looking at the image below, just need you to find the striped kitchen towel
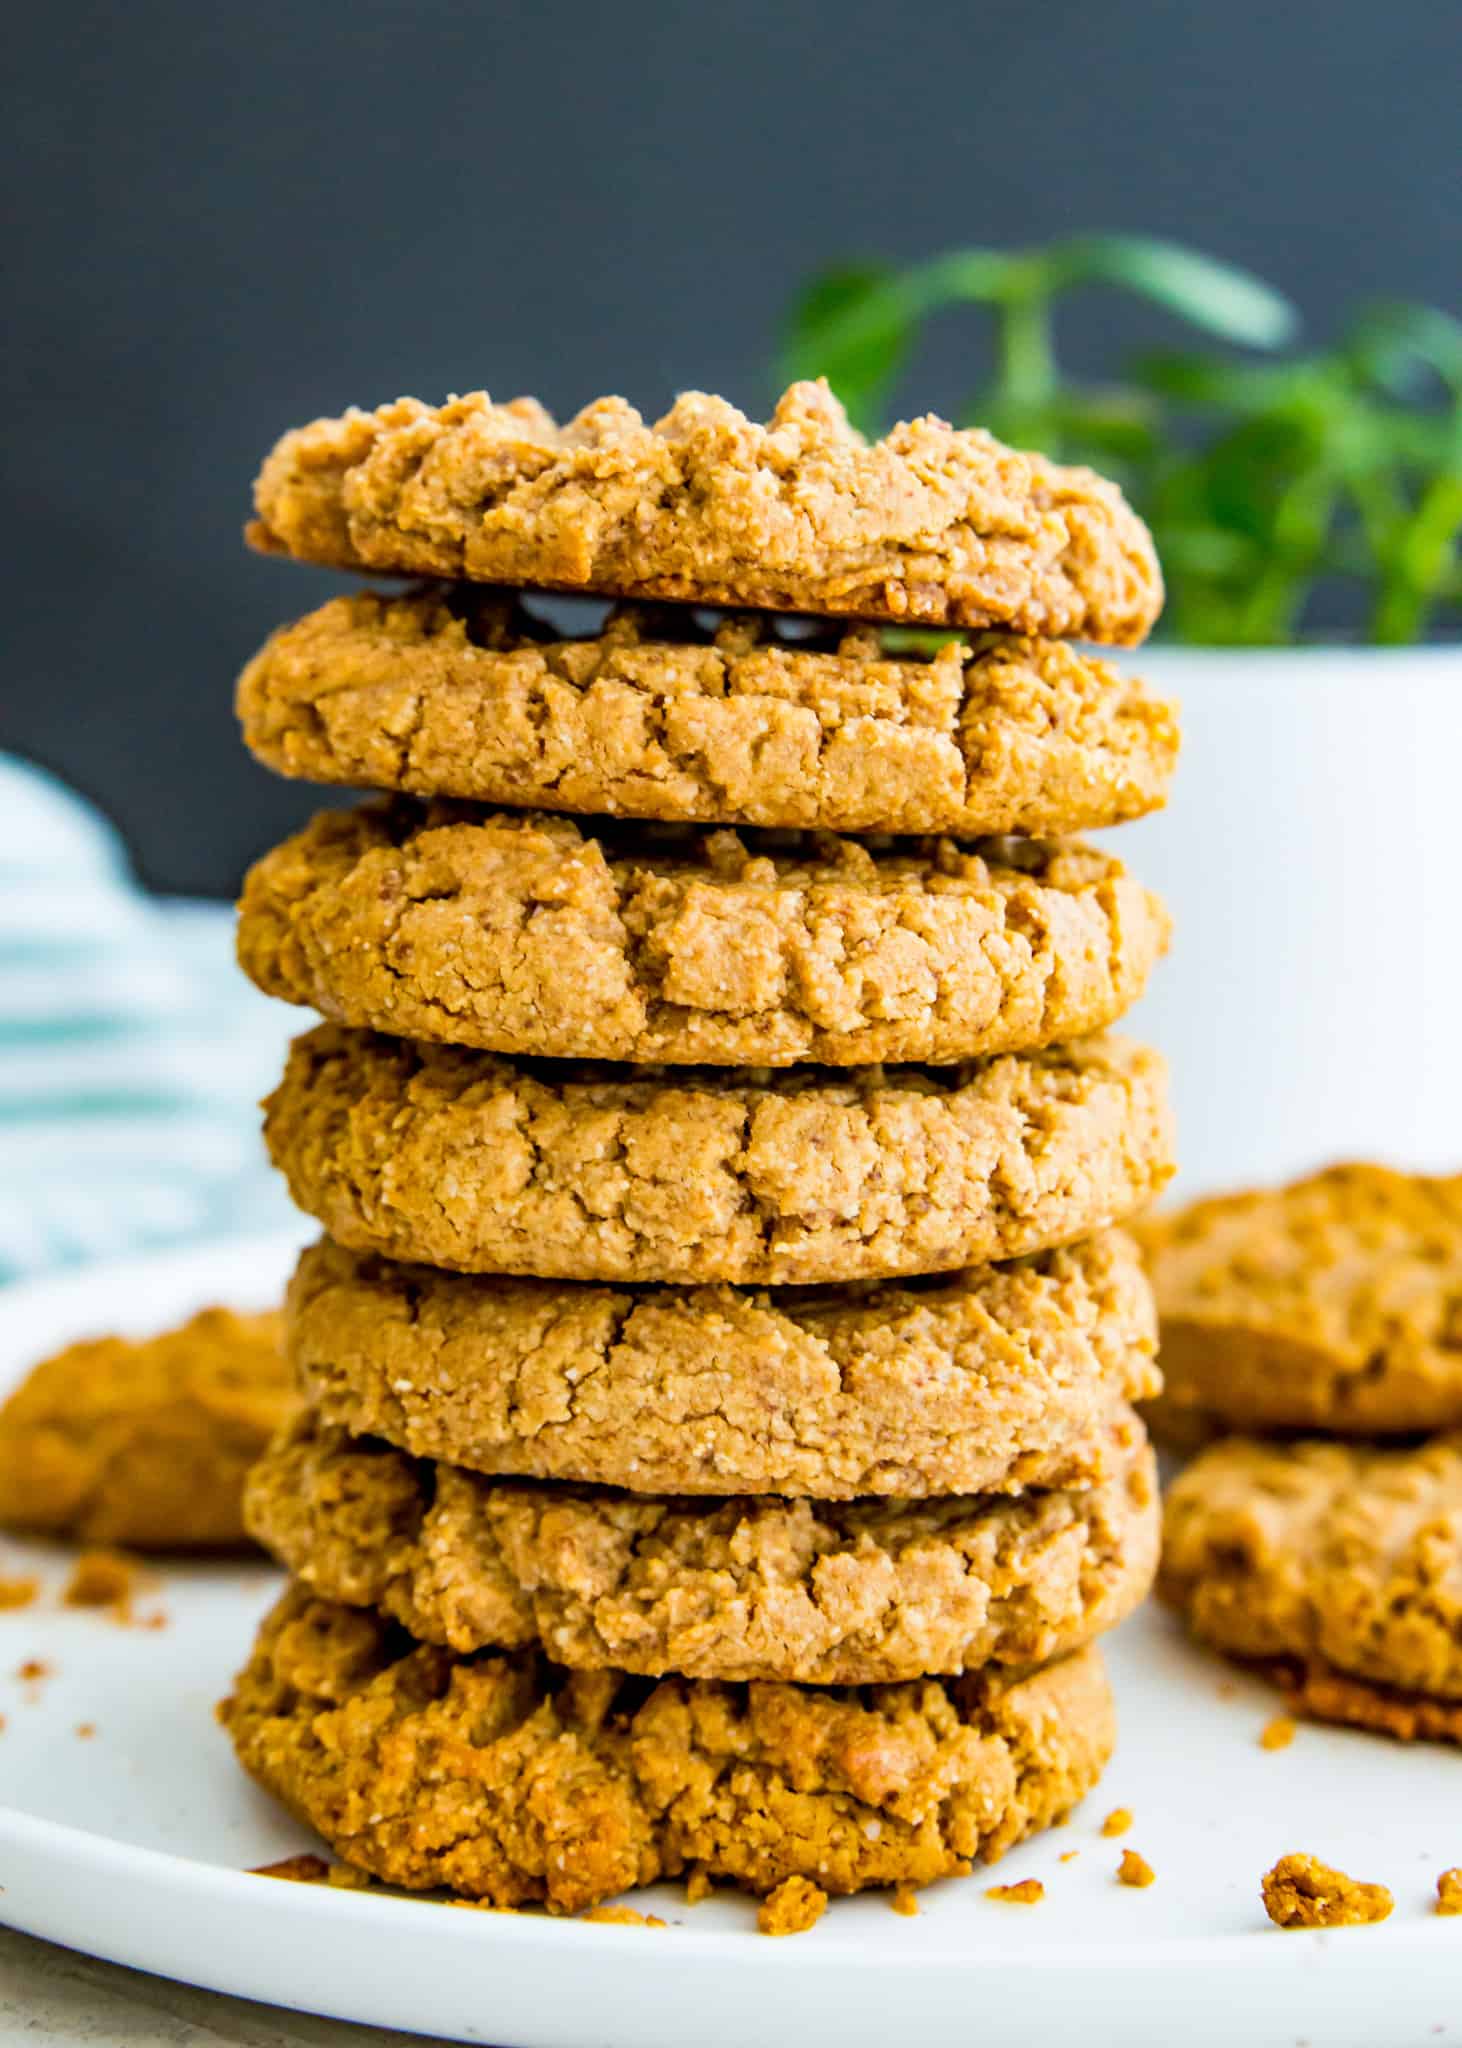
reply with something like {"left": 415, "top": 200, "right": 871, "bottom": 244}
{"left": 0, "top": 756, "right": 299, "bottom": 1282}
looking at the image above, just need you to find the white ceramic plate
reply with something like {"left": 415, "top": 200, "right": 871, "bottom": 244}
{"left": 0, "top": 1235, "right": 1459, "bottom": 2048}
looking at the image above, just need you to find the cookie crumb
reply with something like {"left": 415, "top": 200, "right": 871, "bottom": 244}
{"left": 250, "top": 1854, "right": 331, "bottom": 1883}
{"left": 64, "top": 1549, "right": 137, "bottom": 1613}
{"left": 1117, "top": 1849, "right": 1155, "bottom": 1888}
{"left": 758, "top": 1877, "right": 828, "bottom": 1936}
{"left": 16, "top": 1658, "right": 51, "bottom": 1690}
{"left": 583, "top": 1905, "right": 666, "bottom": 1928}
{"left": 985, "top": 1879, "right": 1044, "bottom": 1905}
{"left": 135, "top": 1608, "right": 169, "bottom": 1631}
{"left": 684, "top": 1867, "right": 715, "bottom": 1905}
{"left": 1436, "top": 1869, "right": 1462, "bottom": 1916}
{"left": 1059, "top": 1850, "right": 1081, "bottom": 1864}
{"left": 1101, "top": 1807, "right": 1133, "bottom": 1837}
{"left": 325, "top": 1861, "right": 375, "bottom": 1891}
{"left": 1261, "top": 1854, "right": 1393, "bottom": 1928}
{"left": 891, "top": 1886, "right": 920, "bottom": 1917}
{"left": 75, "top": 1722, "right": 96, "bottom": 1740}
{"left": 0, "top": 1576, "right": 38, "bottom": 1612}
{"left": 1260, "top": 1714, "right": 1297, "bottom": 1752}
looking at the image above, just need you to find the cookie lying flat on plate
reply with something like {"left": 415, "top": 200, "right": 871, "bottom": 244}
{"left": 237, "top": 802, "right": 1170, "bottom": 1068}
{"left": 1140, "top": 1164, "right": 1462, "bottom": 1439}
{"left": 265, "top": 1026, "right": 1173, "bottom": 1285}
{"left": 237, "top": 591, "right": 1179, "bottom": 838}
{"left": 286, "top": 1234, "right": 1158, "bottom": 1500}
{"left": 1161, "top": 1435, "right": 1462, "bottom": 1743}
{"left": 246, "top": 379, "right": 1162, "bottom": 644}
{"left": 222, "top": 1586, "right": 1115, "bottom": 1911}
{"left": 246, "top": 1411, "right": 1159, "bottom": 1685}
{"left": 0, "top": 1307, "right": 294, "bottom": 1550}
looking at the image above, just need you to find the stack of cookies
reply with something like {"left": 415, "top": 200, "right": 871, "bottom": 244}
{"left": 1146, "top": 1166, "right": 1462, "bottom": 1746}
{"left": 221, "top": 380, "right": 1180, "bottom": 1917}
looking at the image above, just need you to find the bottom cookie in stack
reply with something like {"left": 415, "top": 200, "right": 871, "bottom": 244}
{"left": 1143, "top": 1164, "right": 1462, "bottom": 1744}
{"left": 223, "top": 1586, "right": 1117, "bottom": 1913}
{"left": 220, "top": 1230, "right": 1161, "bottom": 1910}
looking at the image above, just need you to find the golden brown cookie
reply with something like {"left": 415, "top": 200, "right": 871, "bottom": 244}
{"left": 1140, "top": 1164, "right": 1462, "bottom": 1438}
{"left": 287, "top": 1233, "right": 1158, "bottom": 1499}
{"left": 0, "top": 1308, "right": 294, "bottom": 1550}
{"left": 265, "top": 1025, "right": 1173, "bottom": 1285}
{"left": 221, "top": 1585, "right": 1114, "bottom": 1911}
{"left": 1161, "top": 1435, "right": 1462, "bottom": 1740}
{"left": 237, "top": 803, "right": 1169, "bottom": 1068}
{"left": 237, "top": 590, "right": 1179, "bottom": 838}
{"left": 245, "top": 1410, "right": 1159, "bottom": 1684}
{"left": 246, "top": 380, "right": 1162, "bottom": 643}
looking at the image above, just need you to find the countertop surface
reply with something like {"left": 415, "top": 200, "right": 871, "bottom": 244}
{"left": 0, "top": 1926, "right": 462, "bottom": 2047}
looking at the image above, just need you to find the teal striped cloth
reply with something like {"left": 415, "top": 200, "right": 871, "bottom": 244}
{"left": 0, "top": 756, "right": 299, "bottom": 1282}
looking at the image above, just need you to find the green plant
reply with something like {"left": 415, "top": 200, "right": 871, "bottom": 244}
{"left": 781, "top": 236, "right": 1462, "bottom": 644}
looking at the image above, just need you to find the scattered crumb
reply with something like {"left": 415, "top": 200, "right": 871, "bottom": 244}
{"left": 582, "top": 1905, "right": 667, "bottom": 1928}
{"left": 1261, "top": 1854, "right": 1393, "bottom": 1929}
{"left": 0, "top": 1713, "right": 6, "bottom": 1734}
{"left": 1436, "top": 1869, "right": 1462, "bottom": 1916}
{"left": 134, "top": 1607, "right": 169, "bottom": 1631}
{"left": 1118, "top": 1850, "right": 1156, "bottom": 1889}
{"left": 1101, "top": 1807, "right": 1133, "bottom": 1838}
{"left": 326, "top": 1862, "right": 375, "bottom": 1892}
{"left": 1059, "top": 1851, "right": 1081, "bottom": 1864}
{"left": 16, "top": 1658, "right": 52, "bottom": 1695}
{"left": 1260, "top": 1715, "right": 1297, "bottom": 1752}
{"left": 685, "top": 1867, "right": 715, "bottom": 1905}
{"left": 0, "top": 1577, "right": 38, "bottom": 1612}
{"left": 249, "top": 1854, "right": 331, "bottom": 1883}
{"left": 757, "top": 1876, "right": 828, "bottom": 1936}
{"left": 890, "top": 1886, "right": 919, "bottom": 1917}
{"left": 64, "top": 1549, "right": 137, "bottom": 1613}
{"left": 75, "top": 1722, "right": 96, "bottom": 1740}
{"left": 985, "top": 1879, "right": 1044, "bottom": 1905}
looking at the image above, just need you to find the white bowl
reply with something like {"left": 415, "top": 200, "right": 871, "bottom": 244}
{"left": 1110, "top": 644, "right": 1462, "bottom": 1197}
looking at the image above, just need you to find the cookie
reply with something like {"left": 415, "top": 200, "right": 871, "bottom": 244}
{"left": 246, "top": 379, "right": 1162, "bottom": 644}
{"left": 221, "top": 1586, "right": 1114, "bottom": 1910}
{"left": 1161, "top": 1435, "right": 1462, "bottom": 1738}
{"left": 0, "top": 1308, "right": 293, "bottom": 1550}
{"left": 288, "top": 1232, "right": 1157, "bottom": 1499}
{"left": 1140, "top": 1164, "right": 1462, "bottom": 1438}
{"left": 265, "top": 1025, "right": 1173, "bottom": 1285}
{"left": 237, "top": 590, "right": 1179, "bottom": 838}
{"left": 245, "top": 1410, "right": 1159, "bottom": 1684}
{"left": 237, "top": 802, "right": 1169, "bottom": 1068}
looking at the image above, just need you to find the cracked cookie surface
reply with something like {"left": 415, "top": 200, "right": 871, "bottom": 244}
{"left": 246, "top": 380, "right": 1162, "bottom": 643}
{"left": 286, "top": 1233, "right": 1158, "bottom": 1499}
{"left": 1140, "top": 1164, "right": 1462, "bottom": 1438}
{"left": 265, "top": 1025, "right": 1173, "bottom": 1284}
{"left": 237, "top": 802, "right": 1169, "bottom": 1068}
{"left": 237, "top": 589, "right": 1179, "bottom": 837}
{"left": 221, "top": 1586, "right": 1114, "bottom": 1910}
{"left": 1161, "top": 1435, "right": 1462, "bottom": 1714}
{"left": 246, "top": 1410, "right": 1159, "bottom": 1684}
{"left": 0, "top": 1308, "right": 294, "bottom": 1549}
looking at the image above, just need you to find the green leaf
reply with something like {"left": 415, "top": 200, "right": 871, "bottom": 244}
{"left": 779, "top": 263, "right": 913, "bottom": 432}
{"left": 1345, "top": 301, "right": 1462, "bottom": 399}
{"left": 1040, "top": 236, "right": 1299, "bottom": 348}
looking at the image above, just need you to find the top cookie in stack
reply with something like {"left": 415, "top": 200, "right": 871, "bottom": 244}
{"left": 225, "top": 381, "right": 1178, "bottom": 1917}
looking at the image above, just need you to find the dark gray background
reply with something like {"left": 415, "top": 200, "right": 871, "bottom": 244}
{"left": 6, "top": 0, "right": 1458, "bottom": 895}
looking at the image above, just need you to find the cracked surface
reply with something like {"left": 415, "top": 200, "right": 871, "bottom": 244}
{"left": 246, "top": 379, "right": 1162, "bottom": 643}
{"left": 0, "top": 1308, "right": 294, "bottom": 1549}
{"left": 238, "top": 802, "right": 1170, "bottom": 1068}
{"left": 237, "top": 589, "right": 1179, "bottom": 837}
{"left": 221, "top": 1585, "right": 1114, "bottom": 1910}
{"left": 1140, "top": 1164, "right": 1462, "bottom": 1438}
{"left": 265, "top": 1025, "right": 1173, "bottom": 1284}
{"left": 286, "top": 1233, "right": 1158, "bottom": 1499}
{"left": 1160, "top": 1435, "right": 1462, "bottom": 1705}
{"left": 245, "top": 1411, "right": 1158, "bottom": 1683}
